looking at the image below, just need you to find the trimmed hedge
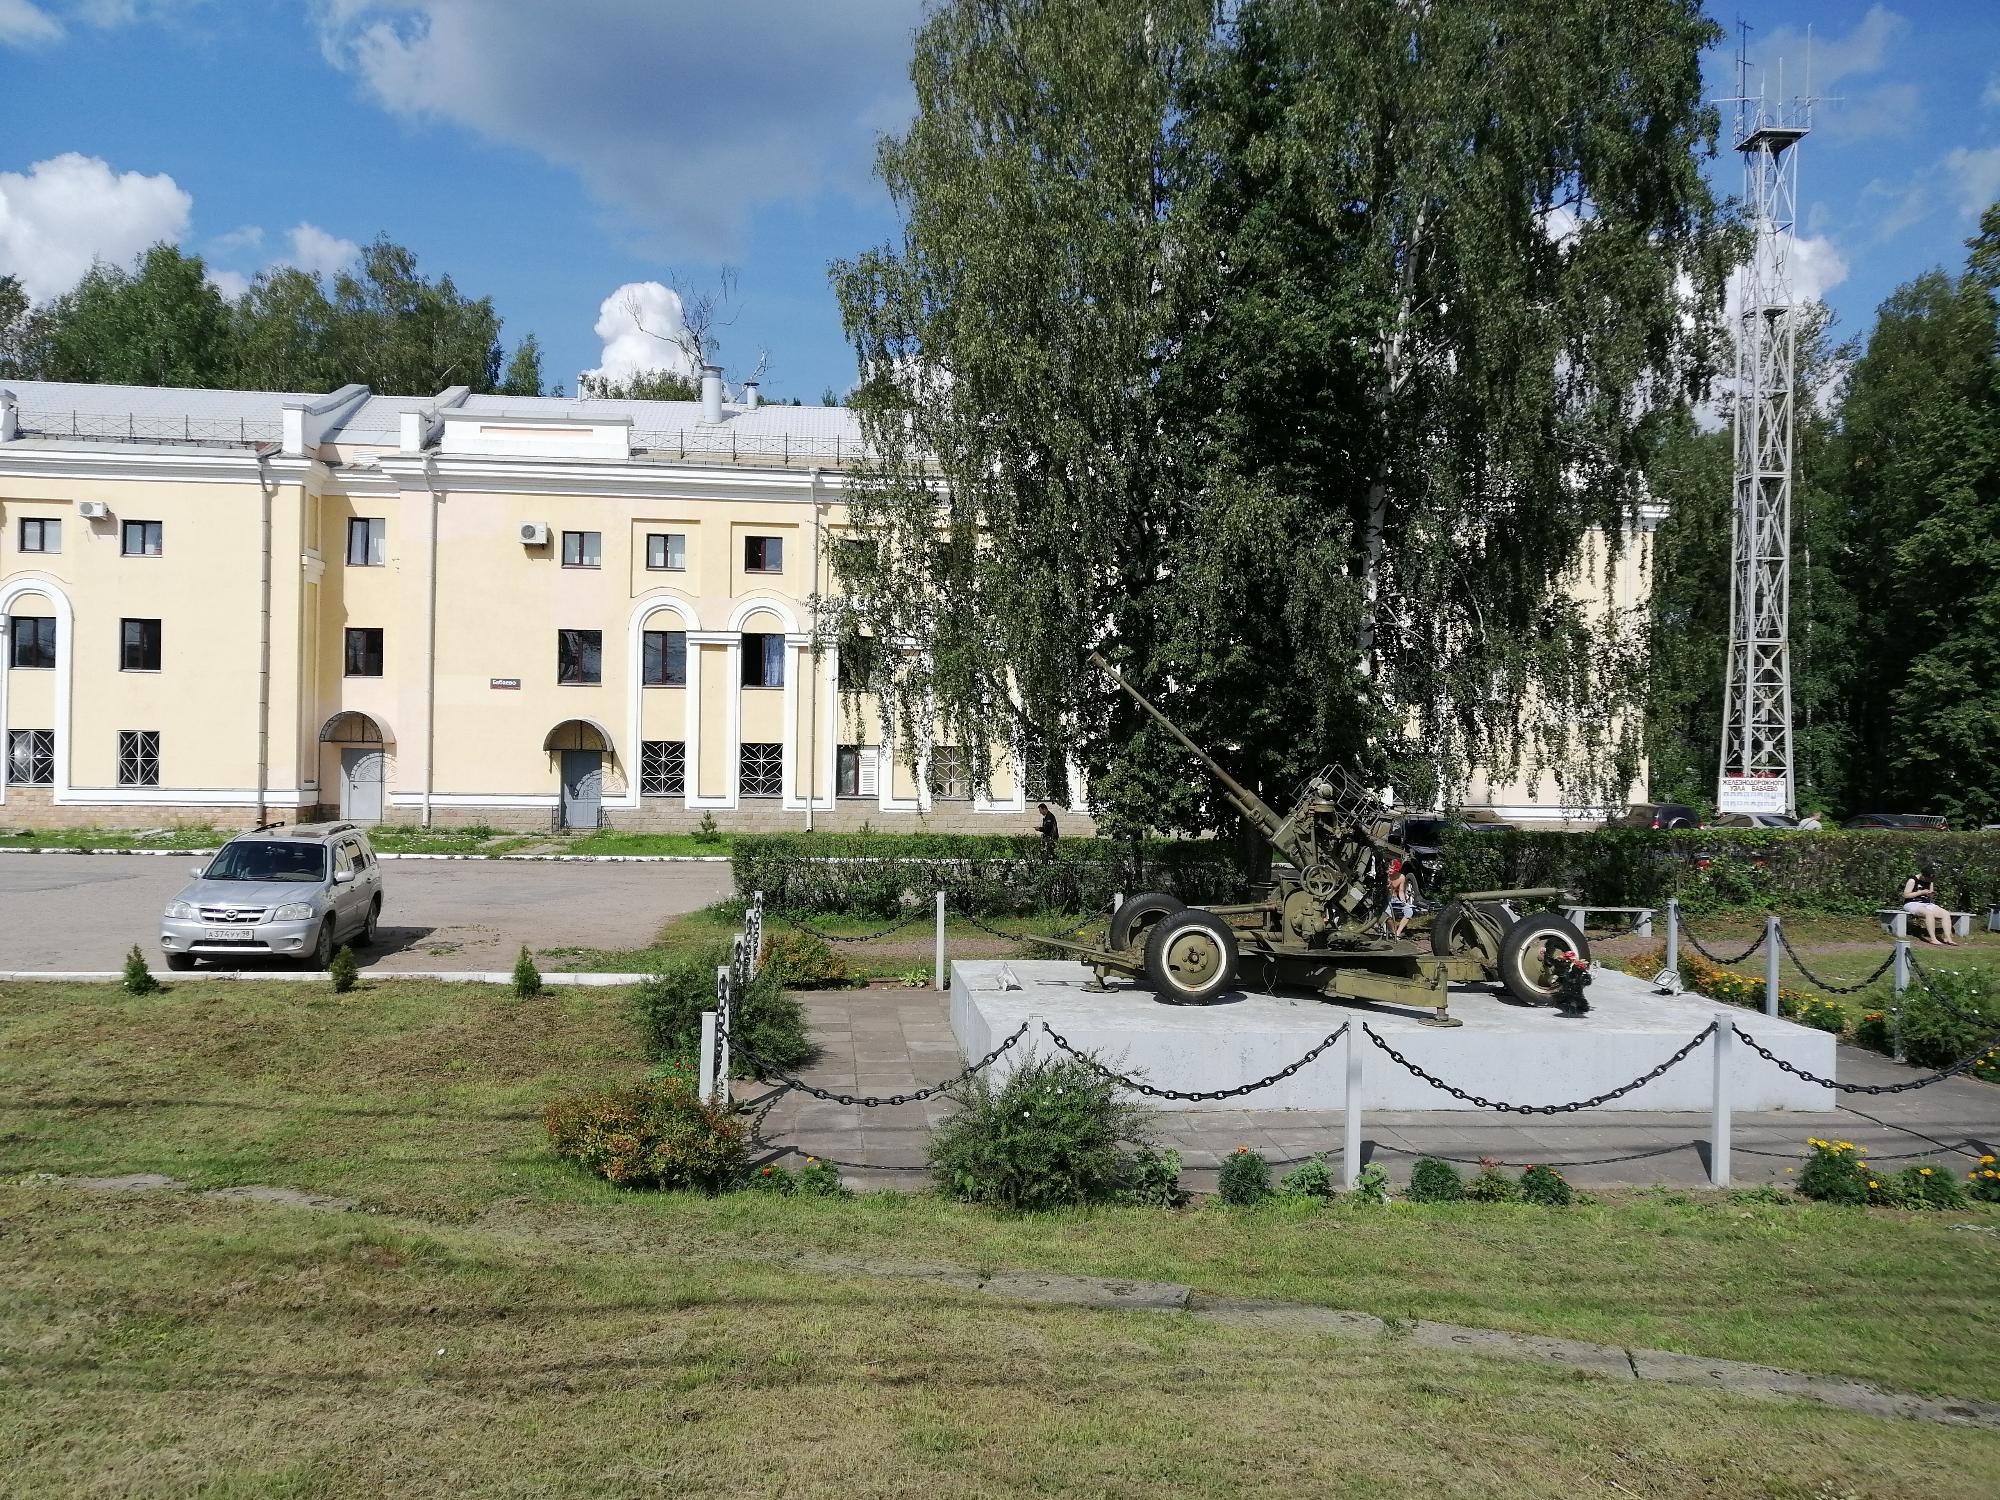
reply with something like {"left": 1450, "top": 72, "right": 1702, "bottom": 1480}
{"left": 1439, "top": 827, "right": 2000, "bottom": 915}
{"left": 731, "top": 831, "right": 1243, "bottom": 916}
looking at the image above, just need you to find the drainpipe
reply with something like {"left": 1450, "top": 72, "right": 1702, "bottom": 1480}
{"left": 421, "top": 455, "right": 443, "bottom": 828}
{"left": 253, "top": 453, "right": 276, "bottom": 827}
{"left": 807, "top": 467, "right": 825, "bottom": 832}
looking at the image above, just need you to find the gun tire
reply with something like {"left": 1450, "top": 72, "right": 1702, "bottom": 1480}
{"left": 1496, "top": 912, "right": 1591, "bottom": 1005}
{"left": 1110, "top": 890, "right": 1185, "bottom": 953}
{"left": 1429, "top": 900, "right": 1509, "bottom": 962}
{"left": 1142, "top": 908, "right": 1238, "bottom": 1005}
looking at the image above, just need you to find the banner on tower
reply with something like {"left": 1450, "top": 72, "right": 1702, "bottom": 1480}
{"left": 1718, "top": 775, "right": 1789, "bottom": 815}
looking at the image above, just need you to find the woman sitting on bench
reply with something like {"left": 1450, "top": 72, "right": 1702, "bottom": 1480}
{"left": 1902, "top": 864, "right": 1960, "bottom": 947}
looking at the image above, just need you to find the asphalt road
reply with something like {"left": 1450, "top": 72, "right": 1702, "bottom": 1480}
{"left": 0, "top": 853, "right": 734, "bottom": 973}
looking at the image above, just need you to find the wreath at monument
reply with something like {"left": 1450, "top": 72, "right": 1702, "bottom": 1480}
{"left": 1550, "top": 948, "right": 1593, "bottom": 1018}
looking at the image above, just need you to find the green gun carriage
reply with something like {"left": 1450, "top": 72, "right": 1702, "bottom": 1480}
{"left": 1032, "top": 654, "right": 1592, "bottom": 1026}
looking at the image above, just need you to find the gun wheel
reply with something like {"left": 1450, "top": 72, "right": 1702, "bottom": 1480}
{"left": 1109, "top": 891, "right": 1185, "bottom": 953}
{"left": 1496, "top": 913, "right": 1591, "bottom": 1005}
{"left": 1142, "top": 909, "right": 1238, "bottom": 1005}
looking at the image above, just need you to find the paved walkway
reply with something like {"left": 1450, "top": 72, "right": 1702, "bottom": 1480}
{"left": 745, "top": 990, "right": 2000, "bottom": 1192}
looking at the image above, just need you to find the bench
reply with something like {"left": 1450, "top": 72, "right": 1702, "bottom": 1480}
{"left": 1562, "top": 905, "right": 1655, "bottom": 937}
{"left": 1877, "top": 907, "right": 1974, "bottom": 940}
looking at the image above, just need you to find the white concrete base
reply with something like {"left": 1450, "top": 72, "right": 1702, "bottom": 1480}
{"left": 950, "top": 960, "right": 1834, "bottom": 1112}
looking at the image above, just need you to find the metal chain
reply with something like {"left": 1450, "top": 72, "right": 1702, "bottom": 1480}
{"left": 1681, "top": 923, "right": 1769, "bottom": 966}
{"left": 776, "top": 906, "right": 933, "bottom": 943}
{"left": 1773, "top": 927, "right": 1898, "bottom": 995}
{"left": 1363, "top": 1022, "right": 1717, "bottom": 1114}
{"left": 1040, "top": 1021, "right": 1349, "bottom": 1102}
{"left": 1732, "top": 1021, "right": 2000, "bottom": 1095}
{"left": 1906, "top": 951, "right": 1999, "bottom": 1028}
{"left": 718, "top": 1018, "right": 1033, "bottom": 1106}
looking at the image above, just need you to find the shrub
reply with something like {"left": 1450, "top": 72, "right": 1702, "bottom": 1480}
{"left": 694, "top": 811, "right": 723, "bottom": 845}
{"left": 1968, "top": 1155, "right": 2000, "bottom": 1203}
{"left": 1217, "top": 1147, "right": 1273, "bottom": 1205}
{"left": 1853, "top": 1011, "right": 1893, "bottom": 1055}
{"left": 1124, "top": 1147, "right": 1187, "bottom": 1208}
{"left": 1407, "top": 1156, "right": 1464, "bottom": 1203}
{"left": 1518, "top": 1164, "right": 1573, "bottom": 1206}
{"left": 927, "top": 1053, "right": 1156, "bottom": 1211}
{"left": 1350, "top": 1162, "right": 1390, "bottom": 1204}
{"left": 1463, "top": 1158, "right": 1522, "bottom": 1203}
{"left": 747, "top": 1162, "right": 794, "bottom": 1194}
{"left": 543, "top": 1075, "right": 746, "bottom": 1191}
{"left": 1796, "top": 1137, "right": 1869, "bottom": 1205}
{"left": 328, "top": 944, "right": 359, "bottom": 994}
{"left": 1870, "top": 1163, "right": 1969, "bottom": 1211}
{"left": 1898, "top": 968, "right": 1999, "bottom": 1080}
{"left": 511, "top": 945, "right": 542, "bottom": 997}
{"left": 122, "top": 944, "right": 159, "bottom": 995}
{"left": 761, "top": 928, "right": 852, "bottom": 989}
{"left": 632, "top": 948, "right": 815, "bottom": 1076}
{"left": 1276, "top": 1154, "right": 1336, "bottom": 1201}
{"left": 1781, "top": 992, "right": 1847, "bottom": 1035}
{"left": 796, "top": 1156, "right": 850, "bottom": 1198}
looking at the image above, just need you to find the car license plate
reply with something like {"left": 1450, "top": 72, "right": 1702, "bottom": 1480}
{"left": 202, "top": 928, "right": 252, "bottom": 943}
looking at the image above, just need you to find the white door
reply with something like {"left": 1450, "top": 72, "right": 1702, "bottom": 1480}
{"left": 340, "top": 748, "right": 385, "bottom": 824}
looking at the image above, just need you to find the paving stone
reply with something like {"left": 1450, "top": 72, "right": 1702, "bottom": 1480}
{"left": 200, "top": 1185, "right": 357, "bottom": 1212}
{"left": 1402, "top": 1320, "right": 1636, "bottom": 1379}
{"left": 1190, "top": 1296, "right": 1387, "bottom": 1339}
{"left": 1628, "top": 1347, "right": 2000, "bottom": 1430}
{"left": 981, "top": 1270, "right": 1191, "bottom": 1312}
{"left": 56, "top": 1173, "right": 186, "bottom": 1193}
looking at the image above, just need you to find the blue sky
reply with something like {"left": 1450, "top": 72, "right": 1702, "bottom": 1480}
{"left": 3, "top": 1, "right": 1998, "bottom": 402}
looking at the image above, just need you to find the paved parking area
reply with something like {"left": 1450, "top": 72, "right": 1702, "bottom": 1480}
{"left": 0, "top": 852, "right": 731, "bottom": 972}
{"left": 747, "top": 991, "right": 2000, "bottom": 1191}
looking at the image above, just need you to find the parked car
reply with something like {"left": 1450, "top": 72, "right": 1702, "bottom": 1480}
{"left": 1841, "top": 813, "right": 1951, "bottom": 831}
{"left": 159, "top": 821, "right": 382, "bottom": 971}
{"left": 1609, "top": 802, "right": 1702, "bottom": 830}
{"left": 1392, "top": 815, "right": 1519, "bottom": 891}
{"left": 1713, "top": 812, "right": 1800, "bottom": 829}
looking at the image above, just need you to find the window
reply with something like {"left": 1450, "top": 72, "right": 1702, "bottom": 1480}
{"left": 557, "top": 628, "right": 602, "bottom": 685}
{"left": 10, "top": 617, "right": 55, "bottom": 670}
{"left": 121, "top": 520, "right": 163, "bottom": 557}
{"left": 117, "top": 730, "right": 160, "bottom": 787}
{"left": 344, "top": 627, "right": 384, "bottom": 677}
{"left": 640, "top": 740, "right": 686, "bottom": 797}
{"left": 836, "top": 744, "right": 878, "bottom": 799}
{"left": 561, "top": 530, "right": 602, "bottom": 568}
{"left": 741, "top": 632, "right": 785, "bottom": 688}
{"left": 834, "top": 536, "right": 876, "bottom": 575}
{"left": 837, "top": 634, "right": 880, "bottom": 691}
{"left": 642, "top": 629, "right": 687, "bottom": 686}
{"left": 333, "top": 841, "right": 355, "bottom": 879}
{"left": 928, "top": 745, "right": 972, "bottom": 801}
{"left": 18, "top": 517, "right": 59, "bottom": 554}
{"left": 202, "top": 841, "right": 324, "bottom": 882}
{"left": 346, "top": 517, "right": 386, "bottom": 566}
{"left": 7, "top": 729, "right": 53, "bottom": 786}
{"left": 739, "top": 741, "right": 783, "bottom": 798}
{"left": 120, "top": 618, "right": 162, "bottom": 672}
{"left": 645, "top": 532, "right": 687, "bottom": 571}
{"left": 743, "top": 534, "right": 783, "bottom": 573}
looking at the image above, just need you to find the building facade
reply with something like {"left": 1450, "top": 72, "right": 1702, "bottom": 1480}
{"left": 0, "top": 376, "right": 1651, "bottom": 833}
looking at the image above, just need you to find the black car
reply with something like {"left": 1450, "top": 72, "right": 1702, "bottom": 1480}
{"left": 1393, "top": 815, "right": 1519, "bottom": 890}
{"left": 1842, "top": 813, "right": 1951, "bottom": 831}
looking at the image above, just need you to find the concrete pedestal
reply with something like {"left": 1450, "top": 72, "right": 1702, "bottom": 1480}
{"left": 950, "top": 960, "right": 1833, "bottom": 1112}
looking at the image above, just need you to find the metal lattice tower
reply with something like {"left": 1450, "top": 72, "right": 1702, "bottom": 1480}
{"left": 1717, "top": 40, "right": 1810, "bottom": 817}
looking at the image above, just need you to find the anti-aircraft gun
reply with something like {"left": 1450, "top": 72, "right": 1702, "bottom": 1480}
{"left": 1031, "top": 653, "right": 1591, "bottom": 1024}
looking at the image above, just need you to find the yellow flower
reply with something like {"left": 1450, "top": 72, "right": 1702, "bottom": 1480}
{"left": 1920, "top": 1167, "right": 1932, "bottom": 1176}
{"left": 1982, "top": 1155, "right": 1995, "bottom": 1165}
{"left": 1869, "top": 1181, "right": 1879, "bottom": 1189}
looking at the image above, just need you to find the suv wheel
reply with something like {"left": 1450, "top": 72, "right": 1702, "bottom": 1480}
{"left": 163, "top": 951, "right": 196, "bottom": 972}
{"left": 310, "top": 920, "right": 336, "bottom": 971}
{"left": 358, "top": 897, "right": 380, "bottom": 948}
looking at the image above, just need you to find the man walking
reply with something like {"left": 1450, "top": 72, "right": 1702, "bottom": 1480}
{"left": 1035, "top": 802, "right": 1059, "bottom": 846}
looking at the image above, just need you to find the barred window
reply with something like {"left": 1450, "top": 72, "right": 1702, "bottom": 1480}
{"left": 642, "top": 629, "right": 687, "bottom": 686}
{"left": 7, "top": 729, "right": 53, "bottom": 786}
{"left": 557, "top": 628, "right": 602, "bottom": 685}
{"left": 10, "top": 616, "right": 55, "bottom": 669}
{"left": 118, "top": 730, "right": 160, "bottom": 787}
{"left": 928, "top": 745, "right": 971, "bottom": 801}
{"left": 640, "top": 740, "right": 686, "bottom": 797}
{"left": 739, "top": 741, "right": 783, "bottom": 798}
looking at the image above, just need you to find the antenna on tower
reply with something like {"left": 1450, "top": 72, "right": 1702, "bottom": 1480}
{"left": 1714, "top": 22, "right": 1820, "bottom": 821}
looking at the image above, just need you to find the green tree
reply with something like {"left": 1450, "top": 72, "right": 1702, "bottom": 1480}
{"left": 39, "top": 244, "right": 233, "bottom": 387}
{"left": 500, "top": 333, "right": 545, "bottom": 396}
{"left": 0, "top": 274, "right": 36, "bottom": 379}
{"left": 833, "top": 0, "right": 1733, "bottom": 834}
{"left": 577, "top": 368, "right": 699, "bottom": 400}
{"left": 1831, "top": 213, "right": 2000, "bottom": 824}
{"left": 230, "top": 266, "right": 340, "bottom": 392}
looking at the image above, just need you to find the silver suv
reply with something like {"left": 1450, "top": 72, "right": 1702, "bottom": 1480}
{"left": 159, "top": 822, "right": 383, "bottom": 971}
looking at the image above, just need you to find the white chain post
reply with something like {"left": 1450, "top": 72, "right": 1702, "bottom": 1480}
{"left": 747, "top": 891, "right": 764, "bottom": 974}
{"left": 1764, "top": 914, "right": 1781, "bottom": 1017}
{"left": 1709, "top": 1010, "right": 1732, "bottom": 1187}
{"left": 713, "top": 963, "right": 732, "bottom": 1104}
{"left": 1891, "top": 940, "right": 1909, "bottom": 1062}
{"left": 1665, "top": 897, "right": 1679, "bottom": 971}
{"left": 1342, "top": 1025, "right": 1364, "bottom": 1190}
{"left": 935, "top": 889, "right": 947, "bottom": 992}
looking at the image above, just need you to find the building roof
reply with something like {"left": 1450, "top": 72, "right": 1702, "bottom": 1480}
{"left": 1, "top": 378, "right": 321, "bottom": 420}
{"left": 321, "top": 393, "right": 453, "bottom": 444}
{"left": 456, "top": 393, "right": 864, "bottom": 445}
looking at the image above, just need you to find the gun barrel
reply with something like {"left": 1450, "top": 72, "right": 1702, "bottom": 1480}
{"left": 1088, "top": 652, "right": 1286, "bottom": 839}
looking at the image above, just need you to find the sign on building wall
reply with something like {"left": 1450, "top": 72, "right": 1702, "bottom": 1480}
{"left": 1717, "top": 775, "right": 1788, "bottom": 814}
{"left": 489, "top": 678, "right": 521, "bottom": 690}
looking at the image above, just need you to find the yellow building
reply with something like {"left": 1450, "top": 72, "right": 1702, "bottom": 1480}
{"left": 0, "top": 374, "right": 1650, "bottom": 833}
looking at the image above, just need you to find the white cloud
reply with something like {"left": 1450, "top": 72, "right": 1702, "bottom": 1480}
{"left": 1986, "top": 72, "right": 2000, "bottom": 110}
{"left": 206, "top": 267, "right": 249, "bottom": 299}
{"left": 1859, "top": 175, "right": 1932, "bottom": 240}
{"left": 1755, "top": 4, "right": 1906, "bottom": 93}
{"left": 210, "top": 223, "right": 263, "bottom": 254}
{"left": 583, "top": 281, "right": 699, "bottom": 387}
{"left": 0, "top": 152, "right": 192, "bottom": 301}
{"left": 313, "top": 0, "right": 922, "bottom": 259}
{"left": 0, "top": 0, "right": 61, "bottom": 44}
{"left": 1944, "top": 145, "right": 2000, "bottom": 218}
{"left": 283, "top": 222, "right": 360, "bottom": 278}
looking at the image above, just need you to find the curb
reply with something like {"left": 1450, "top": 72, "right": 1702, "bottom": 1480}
{"left": 0, "top": 846, "right": 728, "bottom": 863}
{"left": 0, "top": 970, "right": 654, "bottom": 985}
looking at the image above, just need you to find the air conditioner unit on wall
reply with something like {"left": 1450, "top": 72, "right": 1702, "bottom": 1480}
{"left": 77, "top": 500, "right": 110, "bottom": 519}
{"left": 519, "top": 521, "right": 550, "bottom": 546}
